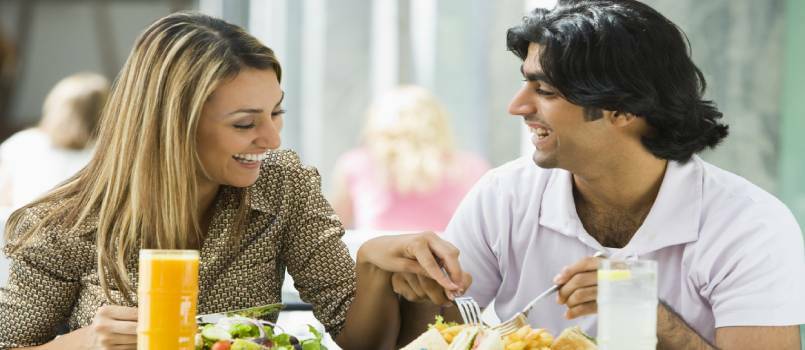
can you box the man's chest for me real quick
[576,206,646,248]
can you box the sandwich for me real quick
[550,326,597,350]
[400,316,596,350]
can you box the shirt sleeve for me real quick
[282,163,356,339]
[698,200,805,328]
[0,209,82,348]
[442,172,503,307]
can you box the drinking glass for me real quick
[597,258,657,350]
[137,249,200,350]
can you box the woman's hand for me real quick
[86,305,138,349]
[357,232,472,304]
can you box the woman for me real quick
[0,13,468,349]
[332,85,489,232]
[0,72,109,214]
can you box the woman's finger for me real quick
[425,235,466,290]
[409,239,459,291]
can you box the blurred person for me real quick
[332,85,489,232]
[0,72,109,216]
[392,0,804,349]
[0,12,469,350]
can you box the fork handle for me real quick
[520,252,606,316]
[520,284,559,315]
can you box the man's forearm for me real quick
[337,261,400,350]
[658,301,717,350]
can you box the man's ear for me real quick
[605,110,639,127]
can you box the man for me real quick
[392,0,805,349]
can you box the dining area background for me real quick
[0,0,803,349]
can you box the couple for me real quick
[0,1,803,349]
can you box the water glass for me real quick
[597,258,658,350]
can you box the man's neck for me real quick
[571,150,668,247]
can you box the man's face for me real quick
[508,43,612,171]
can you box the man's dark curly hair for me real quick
[507,0,728,162]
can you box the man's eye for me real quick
[536,88,555,96]
[234,123,256,129]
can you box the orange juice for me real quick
[137,249,199,350]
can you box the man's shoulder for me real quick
[694,157,801,246]
[479,156,554,190]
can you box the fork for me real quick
[454,296,485,326]
[491,251,606,336]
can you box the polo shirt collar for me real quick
[539,156,703,255]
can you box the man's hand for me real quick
[357,232,472,305]
[553,255,603,319]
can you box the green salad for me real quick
[196,316,327,350]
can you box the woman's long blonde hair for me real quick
[39,72,109,150]
[4,12,281,302]
[362,85,456,194]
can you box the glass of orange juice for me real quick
[137,249,199,350]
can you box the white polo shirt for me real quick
[443,155,805,343]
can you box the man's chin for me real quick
[532,151,558,169]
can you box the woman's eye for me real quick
[271,109,286,117]
[233,123,256,129]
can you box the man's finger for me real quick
[553,255,603,285]
[416,274,451,306]
[565,301,597,319]
[565,285,597,308]
[557,271,597,304]
[402,272,427,301]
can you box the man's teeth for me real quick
[531,127,551,139]
[233,152,269,162]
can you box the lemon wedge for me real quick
[598,269,632,281]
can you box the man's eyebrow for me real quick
[520,65,549,83]
[226,91,286,116]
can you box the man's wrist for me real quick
[657,301,717,350]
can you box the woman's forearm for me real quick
[12,327,90,350]
[337,257,400,350]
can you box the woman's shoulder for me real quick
[252,149,323,191]
[6,200,96,246]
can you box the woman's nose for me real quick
[255,118,281,149]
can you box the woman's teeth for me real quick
[233,152,269,163]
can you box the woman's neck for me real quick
[196,181,221,242]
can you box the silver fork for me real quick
[492,251,606,336]
[454,296,484,326]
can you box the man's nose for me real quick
[507,85,536,117]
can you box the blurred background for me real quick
[0,0,803,347]
[0,0,803,225]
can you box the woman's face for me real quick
[197,68,284,189]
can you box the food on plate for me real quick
[401,316,595,350]
[549,327,596,350]
[196,315,326,350]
